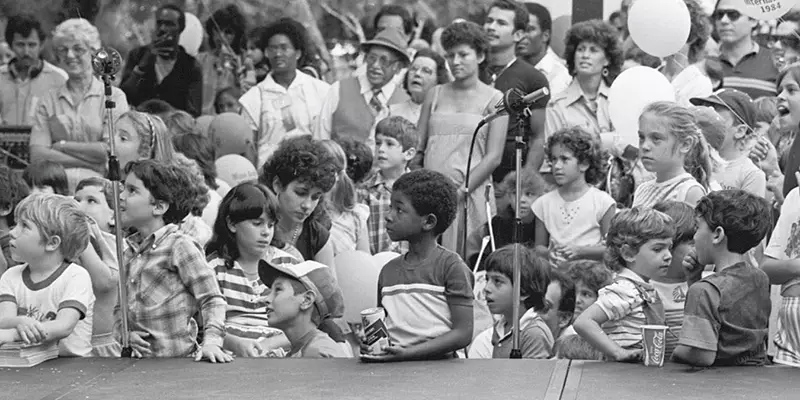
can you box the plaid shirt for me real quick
[357,170,408,255]
[116,224,226,357]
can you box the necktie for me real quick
[369,89,383,113]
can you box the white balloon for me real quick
[215,155,256,187]
[334,251,384,323]
[628,0,691,58]
[738,0,799,20]
[609,66,676,148]
[179,13,203,57]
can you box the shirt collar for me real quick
[262,70,313,92]
[126,223,178,254]
[357,72,397,99]
[616,267,646,284]
[56,75,104,105]
[561,78,610,106]
[370,168,410,189]
[493,308,542,343]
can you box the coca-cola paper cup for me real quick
[641,325,668,367]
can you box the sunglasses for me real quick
[712,10,742,21]
[769,35,800,50]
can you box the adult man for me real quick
[315,28,410,150]
[517,3,571,96]
[120,4,203,116]
[710,0,778,99]
[482,0,550,182]
[0,14,67,125]
[353,5,414,85]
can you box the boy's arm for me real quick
[671,281,720,367]
[573,304,638,362]
[37,308,82,343]
[389,302,473,361]
[0,301,22,328]
[761,257,800,285]
[79,229,119,293]
[172,240,227,347]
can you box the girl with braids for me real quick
[632,101,712,208]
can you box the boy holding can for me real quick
[673,190,772,367]
[361,170,474,361]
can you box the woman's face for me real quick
[445,43,484,81]
[113,116,144,171]
[55,38,92,78]
[777,73,800,128]
[573,40,609,78]
[407,56,438,100]
[266,33,299,74]
[245,40,265,65]
[274,179,325,225]
[772,21,800,70]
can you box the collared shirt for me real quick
[714,42,778,99]
[535,49,571,97]
[356,170,409,255]
[0,60,66,125]
[239,71,331,168]
[118,224,226,357]
[544,78,612,140]
[315,73,400,150]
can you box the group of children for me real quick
[0,90,797,368]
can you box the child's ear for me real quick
[272,177,284,195]
[620,244,638,264]
[712,225,726,246]
[403,147,417,162]
[226,217,237,234]
[152,200,169,218]
[0,206,11,218]
[678,135,696,156]
[578,159,590,173]
[300,290,316,312]
[558,310,574,330]
[44,234,62,253]
[422,213,438,232]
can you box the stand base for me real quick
[121,346,133,358]
[509,349,522,359]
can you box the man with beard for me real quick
[0,14,67,125]
[121,4,203,116]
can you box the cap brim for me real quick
[689,96,726,108]
[257,261,293,287]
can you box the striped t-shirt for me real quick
[595,268,652,349]
[632,172,705,209]
[209,248,299,340]
[378,245,474,349]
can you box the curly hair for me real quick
[261,18,309,62]
[336,137,374,185]
[205,4,247,52]
[172,133,218,190]
[604,208,675,272]
[684,0,711,64]
[441,20,490,56]
[123,160,197,225]
[403,48,451,95]
[0,165,30,226]
[485,245,552,312]
[392,169,458,235]
[545,126,604,185]
[695,190,772,254]
[5,14,45,45]
[259,135,338,193]
[565,260,613,295]
[563,19,624,85]
[654,201,697,246]
[169,153,210,217]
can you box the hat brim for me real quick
[258,261,294,288]
[360,41,410,63]
[689,96,727,109]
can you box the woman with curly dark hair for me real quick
[258,135,339,267]
[198,4,248,115]
[532,126,616,267]
[390,48,451,124]
[414,21,507,259]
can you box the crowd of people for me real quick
[0,0,798,369]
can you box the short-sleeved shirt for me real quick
[632,173,705,208]
[295,219,330,261]
[288,329,349,358]
[0,262,94,357]
[0,60,66,125]
[714,156,766,197]
[594,268,653,349]
[491,308,553,359]
[679,262,771,366]
[714,43,778,99]
[765,188,800,294]
[378,245,474,349]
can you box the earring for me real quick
[602,67,609,77]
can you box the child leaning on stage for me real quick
[357,116,417,255]
[0,165,30,274]
[673,190,772,367]
[533,127,616,267]
[0,194,95,356]
[362,169,474,361]
[258,260,350,358]
[205,182,301,358]
[469,246,554,359]
[117,160,231,362]
[574,208,674,362]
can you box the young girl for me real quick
[206,182,301,357]
[319,140,370,256]
[215,86,243,115]
[533,127,616,267]
[633,101,711,208]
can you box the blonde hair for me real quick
[319,140,356,215]
[604,208,675,272]
[641,101,713,190]
[15,193,90,261]
[162,110,197,137]
[52,18,101,51]
[119,111,176,163]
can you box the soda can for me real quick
[361,307,390,355]
[641,325,668,367]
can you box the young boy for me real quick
[362,169,474,361]
[357,116,417,255]
[118,160,231,362]
[0,194,94,356]
[22,160,69,195]
[574,208,674,362]
[673,190,772,367]
[469,245,553,359]
[258,260,349,358]
[0,165,30,274]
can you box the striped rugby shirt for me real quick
[378,245,473,349]
[714,43,778,99]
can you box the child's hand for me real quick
[15,317,46,344]
[360,344,406,363]
[129,330,153,358]
[230,337,264,357]
[0,329,17,347]
[196,342,234,363]
[613,348,642,363]
[682,248,704,284]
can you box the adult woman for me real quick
[415,21,507,258]
[239,18,331,169]
[661,0,713,106]
[259,135,339,268]
[197,4,247,115]
[769,10,800,70]
[389,48,450,124]
[29,18,129,193]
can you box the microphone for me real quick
[481,87,550,125]
[91,47,123,77]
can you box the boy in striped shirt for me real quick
[361,170,474,362]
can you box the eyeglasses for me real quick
[409,65,435,76]
[55,45,89,57]
[769,35,800,50]
[365,53,398,68]
[712,10,742,21]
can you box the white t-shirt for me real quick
[765,188,800,294]
[714,155,766,197]
[531,187,616,265]
[0,262,94,357]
